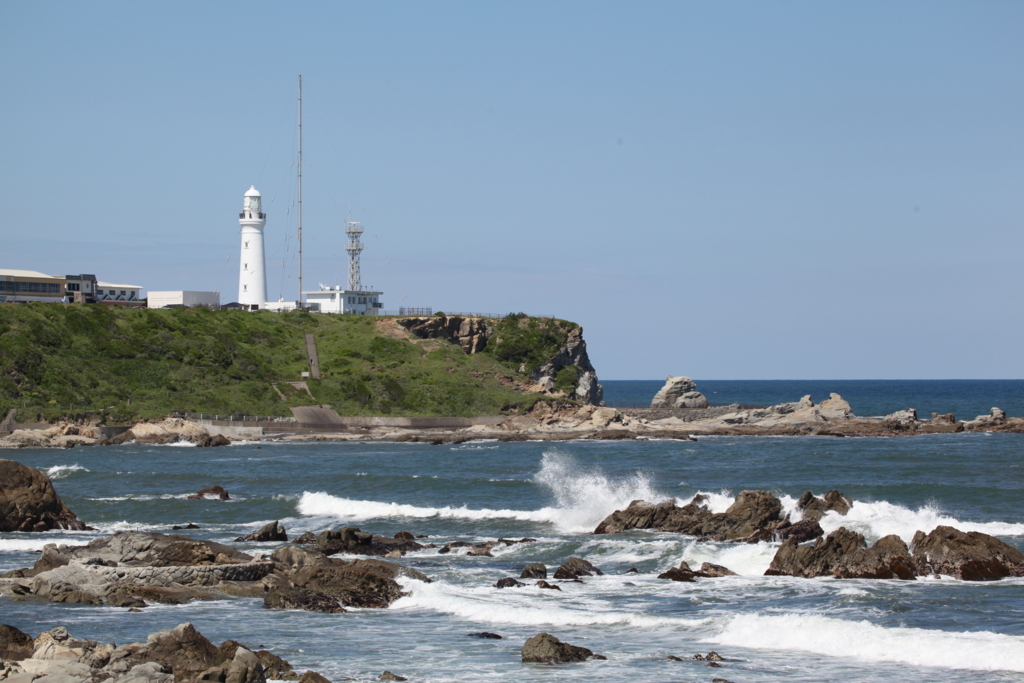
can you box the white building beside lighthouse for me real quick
[238,186,267,309]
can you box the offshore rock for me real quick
[264,557,430,613]
[699,562,737,577]
[910,525,1024,580]
[235,521,288,543]
[0,460,89,532]
[650,376,709,409]
[595,491,786,541]
[796,490,852,522]
[764,528,917,580]
[315,527,424,557]
[189,486,230,501]
[520,563,547,579]
[521,633,604,663]
[552,557,603,579]
[0,624,34,661]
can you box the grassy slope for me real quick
[0,304,578,423]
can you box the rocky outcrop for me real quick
[314,527,424,557]
[398,316,494,354]
[129,418,213,445]
[530,327,603,405]
[910,525,1024,580]
[594,491,793,542]
[520,563,547,579]
[650,376,709,409]
[235,521,288,543]
[796,490,852,522]
[521,633,604,663]
[263,555,430,613]
[189,486,231,501]
[552,557,603,580]
[765,528,917,579]
[0,623,319,683]
[0,459,89,532]
[0,624,34,661]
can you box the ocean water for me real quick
[2,381,1024,682]
[604,379,1024,418]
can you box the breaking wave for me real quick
[708,613,1024,672]
[45,464,89,480]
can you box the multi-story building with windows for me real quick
[0,269,67,303]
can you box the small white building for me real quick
[304,285,382,315]
[147,291,220,309]
[96,282,142,305]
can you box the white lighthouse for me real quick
[238,186,267,309]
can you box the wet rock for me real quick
[263,587,345,613]
[235,522,288,543]
[0,460,89,532]
[657,566,697,582]
[796,490,852,522]
[378,672,406,681]
[765,528,917,580]
[0,625,35,661]
[293,532,318,545]
[519,563,547,579]
[297,672,332,683]
[315,528,424,557]
[467,633,502,639]
[188,486,230,501]
[910,525,1024,580]
[521,633,602,663]
[595,491,786,541]
[494,577,525,588]
[666,655,683,661]
[535,581,561,591]
[394,532,415,541]
[552,557,603,579]
[699,562,737,577]
[35,532,252,569]
[265,558,430,612]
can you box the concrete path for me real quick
[304,334,321,379]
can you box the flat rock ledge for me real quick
[1,531,432,612]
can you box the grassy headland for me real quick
[0,304,581,423]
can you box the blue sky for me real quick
[2,2,1022,379]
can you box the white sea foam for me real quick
[0,537,90,553]
[298,450,672,533]
[817,499,1024,543]
[46,464,88,480]
[393,578,709,629]
[531,450,668,531]
[708,613,1024,672]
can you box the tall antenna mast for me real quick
[297,75,303,304]
[345,221,365,291]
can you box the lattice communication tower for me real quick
[345,221,365,291]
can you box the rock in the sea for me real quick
[535,581,561,591]
[494,577,525,588]
[910,525,1024,580]
[297,671,332,683]
[378,672,407,681]
[699,562,737,577]
[595,491,786,541]
[650,376,709,409]
[0,459,89,532]
[520,563,547,579]
[264,558,430,613]
[467,632,502,639]
[552,557,603,579]
[521,633,603,663]
[235,521,288,543]
[884,408,918,426]
[188,486,231,501]
[765,527,917,580]
[796,490,852,522]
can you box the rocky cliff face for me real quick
[529,327,603,405]
[399,316,603,405]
